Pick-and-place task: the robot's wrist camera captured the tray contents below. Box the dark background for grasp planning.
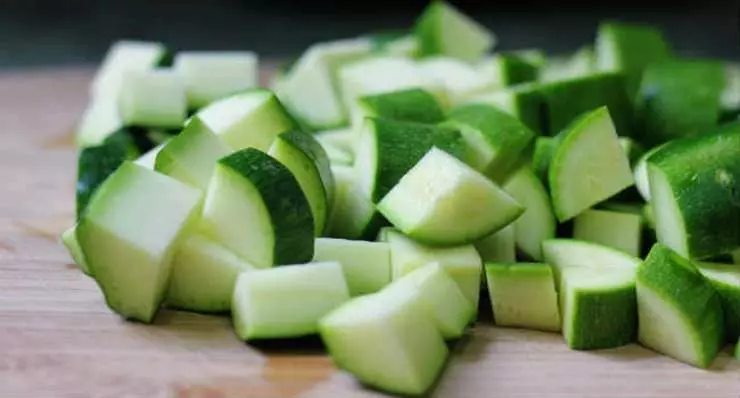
[2,0,739,69]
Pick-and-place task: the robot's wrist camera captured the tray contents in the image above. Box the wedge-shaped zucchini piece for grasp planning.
[632,143,665,202]
[90,40,170,100]
[167,233,254,313]
[446,103,536,183]
[414,0,496,62]
[474,225,515,263]
[549,106,634,222]
[195,89,297,151]
[268,130,334,235]
[314,127,354,155]
[201,148,314,267]
[154,117,231,191]
[77,162,203,323]
[485,262,561,332]
[417,57,495,105]
[531,136,554,184]
[637,244,724,368]
[647,124,740,258]
[174,51,258,109]
[379,147,524,245]
[324,165,382,240]
[573,209,643,257]
[118,69,187,128]
[233,262,350,340]
[383,228,482,309]
[351,88,445,131]
[75,98,125,147]
[543,239,640,350]
[319,285,448,396]
[355,117,466,203]
[277,38,372,130]
[389,262,475,339]
[697,262,740,342]
[313,238,391,296]
[503,167,556,261]
[478,54,539,88]
[466,82,545,134]
[61,225,89,276]
[595,21,671,95]
[538,46,595,83]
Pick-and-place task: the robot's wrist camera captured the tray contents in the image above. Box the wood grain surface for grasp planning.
[1,67,739,398]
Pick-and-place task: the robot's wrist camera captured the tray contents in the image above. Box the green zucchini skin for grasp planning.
[359,88,445,125]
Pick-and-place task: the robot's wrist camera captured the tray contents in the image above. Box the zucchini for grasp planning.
[633,143,666,202]
[166,233,254,313]
[388,262,476,339]
[173,51,258,109]
[195,89,297,151]
[549,106,634,222]
[77,162,203,323]
[446,103,536,183]
[573,209,643,257]
[118,69,187,128]
[312,238,391,296]
[530,136,554,184]
[60,225,89,275]
[90,40,170,100]
[75,98,124,147]
[324,165,383,240]
[502,166,556,261]
[268,130,335,235]
[465,82,545,134]
[369,31,419,57]
[485,262,561,332]
[474,225,515,263]
[319,285,448,396]
[697,262,740,342]
[154,117,231,191]
[354,117,466,203]
[383,228,482,310]
[647,124,740,258]
[200,148,315,267]
[232,262,350,340]
[417,57,494,105]
[478,54,539,88]
[637,244,724,368]
[352,88,445,132]
[378,147,524,246]
[538,45,595,83]
[414,0,496,62]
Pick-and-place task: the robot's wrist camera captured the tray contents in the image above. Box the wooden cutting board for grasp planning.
[1,67,738,398]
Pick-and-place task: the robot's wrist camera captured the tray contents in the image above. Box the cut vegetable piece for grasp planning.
[647,124,740,258]
[201,148,314,267]
[595,22,671,96]
[314,127,354,154]
[633,143,665,202]
[134,140,168,169]
[277,38,372,129]
[548,106,634,222]
[697,262,740,342]
[268,130,335,235]
[446,103,536,183]
[635,59,725,146]
[474,225,515,263]
[90,40,169,100]
[154,117,230,191]
[324,165,383,240]
[118,69,187,128]
[319,285,448,396]
[417,57,494,105]
[75,98,124,147]
[195,89,297,151]
[378,147,524,246]
[76,129,139,219]
[478,54,539,88]
[485,262,561,332]
[388,262,475,339]
[369,31,419,57]
[354,117,466,203]
[167,233,254,313]
[414,0,496,62]
[539,72,633,137]
[560,265,637,350]
[384,228,482,309]
[313,238,391,296]
[465,82,545,134]
[530,136,554,184]
[538,45,595,83]
[573,209,642,257]
[77,162,202,323]
[174,51,258,109]
[61,225,90,276]
[351,88,445,132]
[542,238,641,287]
[339,56,447,112]
[502,167,556,261]
[637,244,724,368]
[233,262,350,340]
